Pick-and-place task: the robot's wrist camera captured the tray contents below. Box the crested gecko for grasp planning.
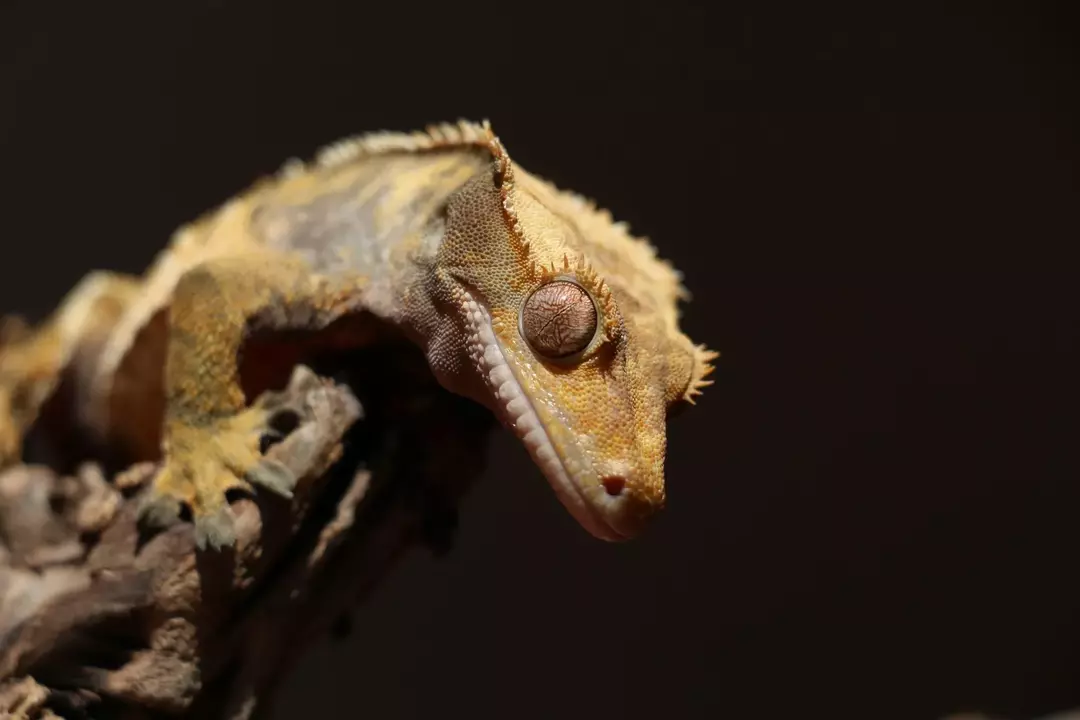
[0,120,716,549]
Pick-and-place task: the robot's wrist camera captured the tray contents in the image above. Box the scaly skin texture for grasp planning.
[0,272,141,465]
[2,120,716,549]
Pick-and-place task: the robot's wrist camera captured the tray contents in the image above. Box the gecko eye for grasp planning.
[521,280,598,360]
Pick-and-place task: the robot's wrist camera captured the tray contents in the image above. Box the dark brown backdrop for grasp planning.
[1,1,1077,718]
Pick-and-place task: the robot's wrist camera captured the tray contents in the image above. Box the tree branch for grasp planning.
[0,348,494,719]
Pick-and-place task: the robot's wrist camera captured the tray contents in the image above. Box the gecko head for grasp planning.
[422,124,716,541]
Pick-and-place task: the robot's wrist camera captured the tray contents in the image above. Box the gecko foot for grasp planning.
[138,403,299,550]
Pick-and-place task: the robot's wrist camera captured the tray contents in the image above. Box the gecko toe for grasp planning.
[245,458,296,499]
[137,493,183,531]
[194,505,238,550]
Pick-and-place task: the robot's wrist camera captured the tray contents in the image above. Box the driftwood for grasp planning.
[0,346,494,719]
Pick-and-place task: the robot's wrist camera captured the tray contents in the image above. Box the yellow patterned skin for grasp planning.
[0,272,142,465]
[1,121,716,549]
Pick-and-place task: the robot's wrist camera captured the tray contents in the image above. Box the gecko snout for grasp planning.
[589,473,663,542]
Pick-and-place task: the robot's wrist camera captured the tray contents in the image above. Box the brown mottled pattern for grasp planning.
[521,281,597,359]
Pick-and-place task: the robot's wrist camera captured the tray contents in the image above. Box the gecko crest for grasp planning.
[481,123,622,345]
[501,164,720,406]
[311,119,492,172]
[684,344,719,404]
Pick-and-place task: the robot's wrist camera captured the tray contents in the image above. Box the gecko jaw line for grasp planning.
[462,293,624,541]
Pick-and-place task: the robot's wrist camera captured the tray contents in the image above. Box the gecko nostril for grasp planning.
[601,476,626,497]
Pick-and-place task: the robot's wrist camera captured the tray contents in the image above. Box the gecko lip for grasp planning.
[464,295,648,542]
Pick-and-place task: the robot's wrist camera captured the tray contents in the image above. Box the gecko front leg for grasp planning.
[140,252,364,549]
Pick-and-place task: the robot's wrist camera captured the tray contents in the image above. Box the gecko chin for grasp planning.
[461,293,655,542]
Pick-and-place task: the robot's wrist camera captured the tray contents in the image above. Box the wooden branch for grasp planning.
[0,349,495,719]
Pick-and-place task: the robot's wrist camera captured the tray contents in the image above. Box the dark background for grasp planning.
[2,1,1078,718]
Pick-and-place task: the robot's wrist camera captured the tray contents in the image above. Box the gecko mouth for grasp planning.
[462,293,644,542]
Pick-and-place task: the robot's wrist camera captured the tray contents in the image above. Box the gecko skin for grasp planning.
[0,120,716,549]
[0,272,142,463]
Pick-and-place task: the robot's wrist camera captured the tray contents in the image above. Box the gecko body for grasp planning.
[0,120,716,548]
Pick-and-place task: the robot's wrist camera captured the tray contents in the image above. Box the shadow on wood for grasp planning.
[0,346,495,719]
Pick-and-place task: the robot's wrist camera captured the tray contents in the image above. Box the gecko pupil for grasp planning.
[521,280,598,359]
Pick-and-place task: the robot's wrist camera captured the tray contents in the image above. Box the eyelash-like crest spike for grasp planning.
[683,344,720,404]
[483,121,529,255]
[480,123,623,340]
[312,118,490,170]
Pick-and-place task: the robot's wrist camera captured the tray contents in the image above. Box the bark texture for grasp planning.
[0,348,494,719]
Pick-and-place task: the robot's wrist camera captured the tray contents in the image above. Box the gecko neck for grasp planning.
[248,147,492,321]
